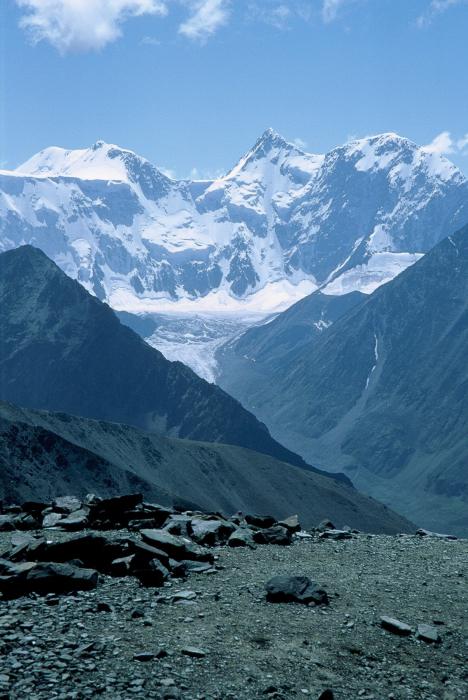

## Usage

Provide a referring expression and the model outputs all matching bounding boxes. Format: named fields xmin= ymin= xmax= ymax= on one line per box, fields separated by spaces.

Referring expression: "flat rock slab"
xmin=189 ymin=519 xmax=235 ymax=546
xmin=380 ymin=616 xmax=413 ymax=636
xmin=52 ymin=496 xmax=83 ymax=513
xmin=319 ymin=529 xmax=352 ymax=540
xmin=133 ymin=652 xmax=156 ymax=662
xmin=265 ymin=575 xmax=329 ymax=605
xmin=416 ymin=528 xmax=458 ymax=541
xmin=416 ymin=624 xmax=441 ymax=643
xmin=181 ymin=647 xmax=206 ymax=658
xmin=140 ymin=529 xmax=213 ymax=563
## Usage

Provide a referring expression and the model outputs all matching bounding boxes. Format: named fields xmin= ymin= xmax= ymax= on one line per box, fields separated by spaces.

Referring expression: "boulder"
xmin=278 ymin=515 xmax=301 ymax=533
xmin=0 ymin=514 xmax=17 ymax=532
xmin=0 ymin=560 xmax=98 ymax=596
xmin=89 ymin=494 xmax=144 ymax=526
xmin=0 ymin=558 xmax=37 ymax=577
xmin=110 ymin=555 xmax=135 ymax=576
xmin=164 ymin=515 xmax=192 ymax=537
xmin=13 ymin=514 xmax=41 ymax=530
xmin=253 ymin=526 xmax=292 ymax=546
xmin=189 ymin=518 xmax=235 ymax=546
xmin=26 ymin=562 xmax=99 ymax=594
xmin=245 ymin=514 xmax=277 ymax=529
xmin=130 ymin=541 xmax=171 ymax=569
xmin=52 ymin=496 xmax=83 ymax=514
xmin=228 ymin=528 xmax=255 ymax=548
xmin=6 ymin=536 xmax=47 ymax=562
xmin=21 ymin=501 xmax=48 ymax=516
xmin=140 ymin=529 xmax=214 ymax=563
xmin=59 ymin=508 xmax=90 ymax=530
xmin=36 ymin=533 xmax=131 ymax=572
xmin=317 ymin=519 xmax=335 ymax=532
xmin=42 ymin=512 xmax=64 ymax=528
xmin=265 ymin=575 xmax=329 ymax=605
xmin=416 ymin=624 xmax=441 ymax=643
xmin=134 ymin=558 xmax=170 ymax=587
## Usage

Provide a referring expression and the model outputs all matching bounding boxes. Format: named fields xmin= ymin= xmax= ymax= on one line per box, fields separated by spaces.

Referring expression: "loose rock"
xmin=265 ymin=575 xmax=329 ymax=605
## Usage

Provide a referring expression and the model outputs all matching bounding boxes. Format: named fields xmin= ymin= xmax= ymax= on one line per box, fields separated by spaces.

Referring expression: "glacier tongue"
xmin=145 ymin=315 xmax=256 ymax=383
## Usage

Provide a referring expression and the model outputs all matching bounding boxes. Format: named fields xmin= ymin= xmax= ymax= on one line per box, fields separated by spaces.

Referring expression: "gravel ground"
xmin=0 ymin=531 xmax=467 ymax=700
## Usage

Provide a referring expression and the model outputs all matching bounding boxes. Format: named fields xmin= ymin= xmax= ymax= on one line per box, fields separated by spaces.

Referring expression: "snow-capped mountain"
xmin=2 ymin=129 xmax=467 ymax=317
xmin=1 ymin=129 xmax=467 ymax=379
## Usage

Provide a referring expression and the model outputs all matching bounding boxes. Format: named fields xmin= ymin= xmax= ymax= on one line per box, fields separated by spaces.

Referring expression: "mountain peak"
xmin=91 ymin=139 xmax=107 ymax=150
xmin=253 ymin=128 xmax=296 ymax=155
xmin=14 ymin=141 xmax=172 ymax=192
xmin=1 ymin=244 xmax=55 ymax=267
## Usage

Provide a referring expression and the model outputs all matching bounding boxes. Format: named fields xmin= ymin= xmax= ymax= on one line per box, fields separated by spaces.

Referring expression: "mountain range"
xmin=0 ymin=244 xmax=417 ymax=532
xmin=2 ymin=130 xmax=467 ymax=320
xmin=217 ymin=225 xmax=468 ymax=535
xmin=0 ymin=129 xmax=466 ymax=536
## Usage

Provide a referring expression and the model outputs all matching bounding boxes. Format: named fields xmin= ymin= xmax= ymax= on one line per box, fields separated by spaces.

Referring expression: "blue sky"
xmin=2 ymin=0 xmax=468 ymax=177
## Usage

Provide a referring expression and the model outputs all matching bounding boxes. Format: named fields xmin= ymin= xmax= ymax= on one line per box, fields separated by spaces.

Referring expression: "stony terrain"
xmin=0 ymin=496 xmax=466 ymax=699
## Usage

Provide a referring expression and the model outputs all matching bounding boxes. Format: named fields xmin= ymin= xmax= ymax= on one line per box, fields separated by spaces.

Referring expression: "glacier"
xmin=1 ymin=129 xmax=468 ymax=379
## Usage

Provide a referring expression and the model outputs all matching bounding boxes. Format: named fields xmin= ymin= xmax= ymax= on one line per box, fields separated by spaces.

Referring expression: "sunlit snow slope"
xmin=1 ymin=130 xmax=467 ymax=377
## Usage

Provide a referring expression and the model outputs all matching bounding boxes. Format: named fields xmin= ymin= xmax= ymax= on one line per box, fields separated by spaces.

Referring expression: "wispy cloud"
xmin=417 ymin=0 xmax=468 ymax=28
xmin=321 ymin=0 xmax=348 ymax=23
xmin=188 ymin=165 xmax=224 ymax=179
xmin=247 ymin=2 xmax=313 ymax=30
xmin=293 ymin=137 xmax=307 ymax=149
xmin=140 ymin=35 xmax=161 ymax=45
xmin=179 ymin=0 xmax=230 ymax=42
xmin=422 ymin=131 xmax=454 ymax=155
xmin=457 ymin=134 xmax=468 ymax=152
xmin=15 ymin=0 xmax=168 ymax=53
xmin=422 ymin=130 xmax=468 ymax=156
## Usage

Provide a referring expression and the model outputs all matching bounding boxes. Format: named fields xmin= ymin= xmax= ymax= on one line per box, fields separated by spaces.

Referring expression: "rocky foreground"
xmin=0 ymin=495 xmax=467 ymax=699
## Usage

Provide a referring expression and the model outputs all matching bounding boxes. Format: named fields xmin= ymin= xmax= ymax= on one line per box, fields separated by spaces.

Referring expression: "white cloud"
xmin=189 ymin=165 xmax=224 ymax=180
xmin=422 ymin=131 xmax=455 ymax=155
xmin=293 ymin=137 xmax=307 ymax=149
xmin=422 ymin=130 xmax=468 ymax=156
xmin=16 ymin=0 xmax=167 ymax=52
xmin=178 ymin=0 xmax=230 ymax=41
xmin=247 ymin=2 xmax=313 ymax=29
xmin=457 ymin=134 xmax=468 ymax=153
xmin=159 ymin=165 xmax=177 ymax=179
xmin=140 ymin=35 xmax=161 ymax=45
xmin=321 ymin=0 xmax=347 ymax=23
xmin=417 ymin=0 xmax=467 ymax=28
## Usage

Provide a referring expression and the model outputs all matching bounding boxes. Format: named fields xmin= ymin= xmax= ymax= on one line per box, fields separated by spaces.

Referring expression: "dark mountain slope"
xmin=217 ymin=290 xmax=365 ymax=404
xmin=0 ymin=401 xmax=413 ymax=533
xmin=0 ymin=245 xmax=317 ymax=474
xmin=216 ymin=227 xmax=468 ymax=535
